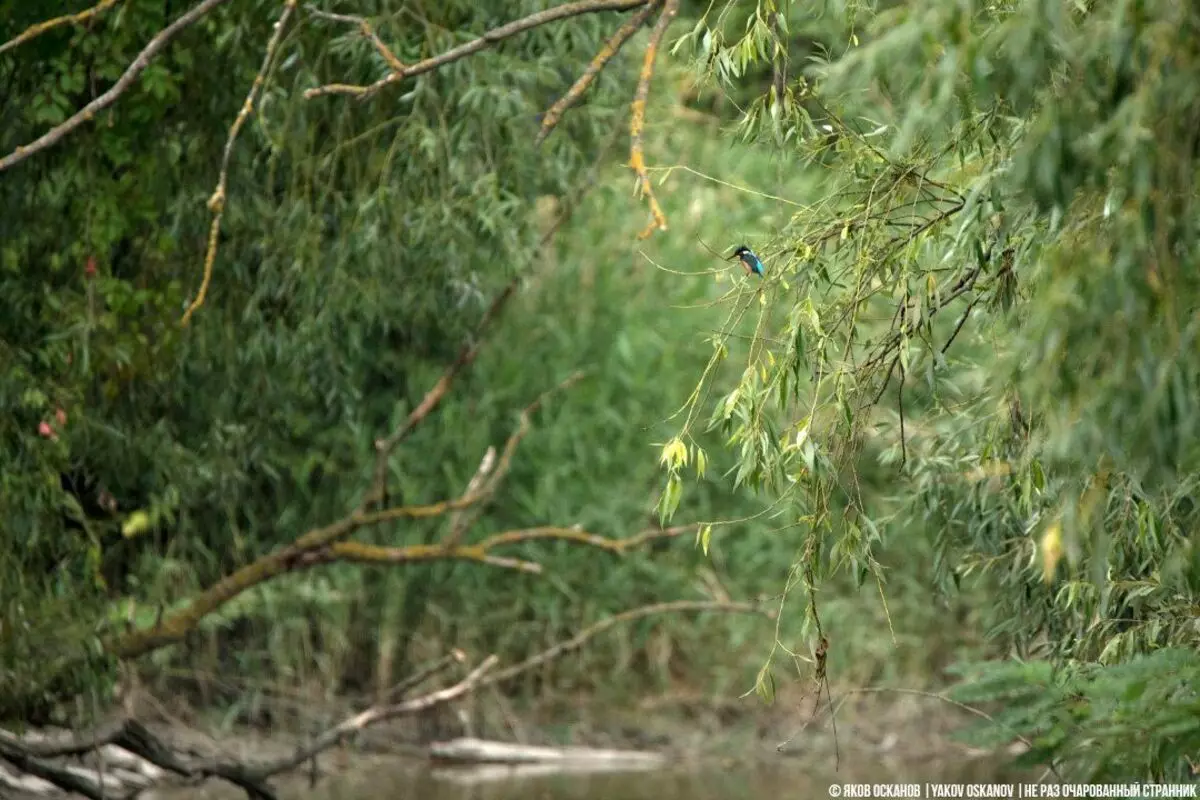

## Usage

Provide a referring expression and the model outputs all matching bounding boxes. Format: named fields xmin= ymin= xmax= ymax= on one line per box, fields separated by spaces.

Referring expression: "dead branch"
xmin=305 ymin=6 xmax=407 ymax=73
xmin=379 ymin=649 xmax=467 ymax=703
xmin=482 ymin=599 xmax=768 ymax=688
xmin=0 ymin=0 xmax=123 ymax=57
xmin=536 ymin=1 xmax=660 ymax=145
xmin=3 ymin=598 xmax=765 ymax=796
xmin=304 ymin=0 xmax=653 ymax=100
xmin=628 ymin=0 xmax=677 ymax=239
xmin=181 ymin=0 xmax=298 ymax=326
xmin=0 ymin=717 xmax=277 ymax=800
xmin=365 ymin=283 xmax=517 ymax=509
xmin=443 ymin=447 xmax=498 ymax=546
xmin=0 ymin=0 xmax=234 ymax=174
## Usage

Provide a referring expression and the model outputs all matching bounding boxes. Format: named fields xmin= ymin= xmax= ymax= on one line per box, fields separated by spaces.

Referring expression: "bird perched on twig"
xmin=730 ymin=245 xmax=764 ymax=277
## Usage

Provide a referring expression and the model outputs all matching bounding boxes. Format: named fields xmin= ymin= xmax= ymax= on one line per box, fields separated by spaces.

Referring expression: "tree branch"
xmin=181 ymin=0 xmax=299 ymax=326
xmin=0 ymin=0 xmax=124 ymax=57
xmin=536 ymin=1 xmax=660 ymax=145
xmin=481 ymin=599 xmax=767 ymax=688
xmin=305 ymin=6 xmax=407 ymax=73
xmin=3 ymin=598 xmax=766 ymax=797
xmin=628 ymin=0 xmax=677 ymax=239
xmin=304 ymin=0 xmax=654 ymax=100
xmin=0 ymin=0 xmax=234 ymax=174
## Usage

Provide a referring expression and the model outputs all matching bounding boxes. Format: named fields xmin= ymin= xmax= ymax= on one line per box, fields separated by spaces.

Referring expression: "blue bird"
xmin=730 ymin=245 xmax=764 ymax=277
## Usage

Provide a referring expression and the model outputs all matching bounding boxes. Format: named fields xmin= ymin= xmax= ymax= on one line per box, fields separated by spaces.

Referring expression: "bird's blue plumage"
xmin=732 ymin=245 xmax=764 ymax=276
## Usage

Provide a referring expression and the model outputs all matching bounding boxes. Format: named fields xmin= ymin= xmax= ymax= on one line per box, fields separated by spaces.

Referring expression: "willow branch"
xmin=304 ymin=0 xmax=653 ymax=100
xmin=0 ymin=0 xmax=123 ymax=56
xmin=628 ymin=0 xmax=677 ymax=239
xmin=0 ymin=0 xmax=234 ymax=174
xmin=181 ymin=0 xmax=298 ymax=325
xmin=536 ymin=1 xmax=659 ymax=145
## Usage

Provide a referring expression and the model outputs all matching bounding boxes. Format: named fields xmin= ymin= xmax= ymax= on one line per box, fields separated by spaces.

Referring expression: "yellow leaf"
xmin=699 ymin=524 xmax=713 ymax=556
xmin=1040 ymin=522 xmax=1063 ymax=584
xmin=122 ymin=510 xmax=153 ymax=538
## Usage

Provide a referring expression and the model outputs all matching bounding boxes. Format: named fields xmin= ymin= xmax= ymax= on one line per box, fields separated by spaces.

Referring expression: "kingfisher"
xmin=730 ymin=245 xmax=764 ymax=277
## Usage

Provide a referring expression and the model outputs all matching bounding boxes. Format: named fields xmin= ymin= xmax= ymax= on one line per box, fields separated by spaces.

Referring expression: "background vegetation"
xmin=1 ymin=0 xmax=1196 ymax=787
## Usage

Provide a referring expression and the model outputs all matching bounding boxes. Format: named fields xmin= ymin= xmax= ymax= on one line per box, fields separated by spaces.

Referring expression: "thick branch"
xmin=628 ymin=0 xmax=677 ymax=239
xmin=182 ymin=0 xmax=299 ymax=326
xmin=304 ymin=0 xmax=653 ymax=100
xmin=107 ymin=373 xmax=584 ymax=659
xmin=0 ymin=0 xmax=123 ymax=56
xmin=0 ymin=0 xmax=234 ymax=174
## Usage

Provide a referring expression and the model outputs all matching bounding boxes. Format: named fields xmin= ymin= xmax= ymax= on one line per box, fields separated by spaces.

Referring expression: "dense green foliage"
xmin=665 ymin=0 xmax=1200 ymax=781
xmin=4 ymin=0 xmax=1197 ymax=785
xmin=0 ymin=0 xmax=785 ymax=720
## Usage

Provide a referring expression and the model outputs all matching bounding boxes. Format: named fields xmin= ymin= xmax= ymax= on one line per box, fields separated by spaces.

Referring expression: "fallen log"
xmin=429 ymin=737 xmax=667 ymax=768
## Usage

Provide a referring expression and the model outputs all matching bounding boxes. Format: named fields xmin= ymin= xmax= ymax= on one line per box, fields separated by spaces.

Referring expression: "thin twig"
xmin=305 ymin=6 xmax=405 ymax=72
xmin=182 ymin=0 xmax=298 ymax=325
xmin=0 ymin=0 xmax=234 ymax=174
xmin=304 ymin=0 xmax=653 ymax=100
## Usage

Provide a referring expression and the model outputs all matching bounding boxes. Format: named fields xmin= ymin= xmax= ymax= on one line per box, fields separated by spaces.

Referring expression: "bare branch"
xmin=0 ymin=0 xmax=234 ymax=174
xmin=182 ymin=0 xmax=299 ymax=326
xmin=244 ymin=655 xmax=499 ymax=780
xmin=628 ymin=0 xmax=678 ymax=239
xmin=0 ymin=0 xmax=124 ymax=56
xmin=306 ymin=6 xmax=406 ymax=73
xmin=304 ymin=0 xmax=653 ymax=100
xmin=481 ymin=600 xmax=768 ymax=688
xmin=444 ymin=446 xmax=498 ymax=546
xmin=5 ymin=600 xmax=765 ymax=797
xmin=366 ymin=282 xmax=518 ymax=508
xmin=536 ymin=1 xmax=660 ymax=145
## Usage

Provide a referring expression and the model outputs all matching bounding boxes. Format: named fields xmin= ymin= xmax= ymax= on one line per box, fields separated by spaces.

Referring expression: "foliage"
xmin=0 ymin=0 xmax=699 ymax=719
xmin=667 ymin=0 xmax=1200 ymax=781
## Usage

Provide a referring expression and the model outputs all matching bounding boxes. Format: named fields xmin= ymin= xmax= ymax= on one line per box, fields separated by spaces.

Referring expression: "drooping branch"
xmin=536 ymin=1 xmax=661 ymax=145
xmin=0 ymin=0 xmax=234 ymax=174
xmin=181 ymin=0 xmax=299 ymax=326
xmin=304 ymin=0 xmax=654 ymax=100
xmin=628 ymin=0 xmax=678 ymax=239
xmin=0 ymin=0 xmax=124 ymax=57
